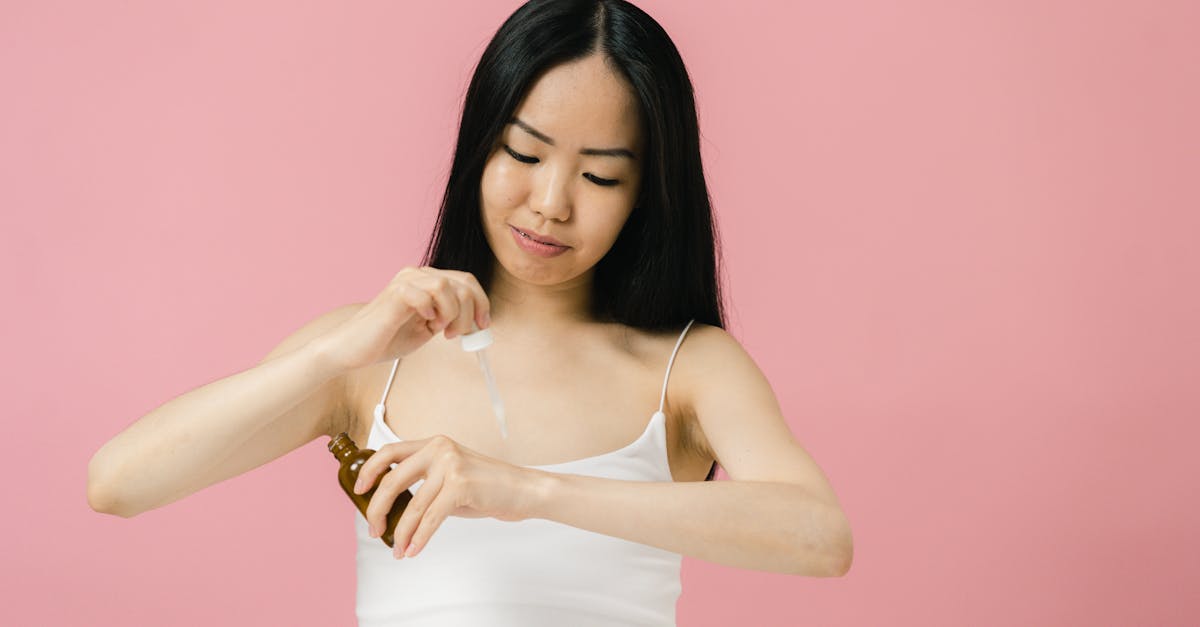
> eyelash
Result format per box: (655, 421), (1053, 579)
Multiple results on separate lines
(502, 145), (620, 187)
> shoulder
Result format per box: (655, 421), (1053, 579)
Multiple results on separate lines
(643, 321), (743, 395)
(629, 321), (747, 462)
(670, 322), (771, 464)
(671, 322), (751, 399)
(672, 323), (837, 493)
(682, 320), (732, 347)
(609, 320), (724, 376)
(676, 321), (748, 380)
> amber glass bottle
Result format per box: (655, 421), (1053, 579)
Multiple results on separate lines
(328, 432), (413, 548)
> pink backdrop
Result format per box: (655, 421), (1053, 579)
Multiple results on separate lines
(4, 1), (1197, 624)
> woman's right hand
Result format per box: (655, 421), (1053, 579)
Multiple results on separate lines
(315, 266), (491, 372)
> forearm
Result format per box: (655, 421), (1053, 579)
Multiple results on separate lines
(523, 472), (853, 577)
(88, 340), (340, 516)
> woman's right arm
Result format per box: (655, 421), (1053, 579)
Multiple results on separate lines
(88, 266), (493, 518)
(86, 303), (365, 518)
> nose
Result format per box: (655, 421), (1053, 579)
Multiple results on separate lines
(529, 163), (572, 222)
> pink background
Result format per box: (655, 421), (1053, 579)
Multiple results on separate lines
(3, 1), (1197, 625)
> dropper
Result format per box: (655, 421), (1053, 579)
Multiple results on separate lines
(460, 324), (507, 439)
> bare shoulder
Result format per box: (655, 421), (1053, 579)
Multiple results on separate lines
(616, 321), (734, 464)
(675, 321), (745, 378)
(673, 322), (844, 505)
(668, 322), (744, 460)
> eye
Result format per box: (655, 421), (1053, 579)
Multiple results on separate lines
(503, 144), (620, 187)
(584, 173), (619, 187)
(502, 145), (538, 164)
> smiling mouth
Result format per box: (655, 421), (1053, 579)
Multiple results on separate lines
(512, 226), (568, 248)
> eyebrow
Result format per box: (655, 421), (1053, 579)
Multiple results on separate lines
(509, 117), (637, 161)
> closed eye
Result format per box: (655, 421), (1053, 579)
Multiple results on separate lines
(502, 145), (621, 187)
(503, 144), (538, 165)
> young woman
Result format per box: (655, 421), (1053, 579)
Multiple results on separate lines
(88, 1), (853, 624)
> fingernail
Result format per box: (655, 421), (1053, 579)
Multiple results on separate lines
(482, 312), (491, 327)
(354, 480), (363, 494)
(394, 545), (404, 559)
(405, 543), (417, 558)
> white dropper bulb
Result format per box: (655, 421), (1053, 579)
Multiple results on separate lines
(460, 324), (508, 439)
(459, 325), (493, 352)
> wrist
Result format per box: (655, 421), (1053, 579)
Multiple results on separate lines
(519, 467), (564, 521)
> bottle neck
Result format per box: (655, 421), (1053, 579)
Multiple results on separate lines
(327, 432), (358, 460)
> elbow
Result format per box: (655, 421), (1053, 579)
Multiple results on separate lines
(87, 453), (132, 518)
(805, 534), (852, 578)
(87, 478), (125, 517)
(829, 536), (853, 577)
(826, 522), (854, 577)
(88, 484), (123, 517)
(800, 512), (853, 578)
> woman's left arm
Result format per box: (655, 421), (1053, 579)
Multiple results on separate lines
(522, 324), (854, 577)
(361, 325), (853, 574)
(524, 472), (851, 577)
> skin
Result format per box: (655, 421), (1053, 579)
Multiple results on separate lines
(344, 51), (716, 537)
(479, 52), (645, 333)
(348, 52), (700, 473)
(344, 53), (853, 575)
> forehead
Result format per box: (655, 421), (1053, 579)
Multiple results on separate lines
(509, 56), (642, 148)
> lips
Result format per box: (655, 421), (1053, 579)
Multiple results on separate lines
(511, 225), (568, 248)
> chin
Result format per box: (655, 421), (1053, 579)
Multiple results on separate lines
(505, 258), (574, 284)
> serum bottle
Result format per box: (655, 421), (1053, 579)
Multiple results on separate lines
(328, 432), (413, 548)
(328, 323), (506, 549)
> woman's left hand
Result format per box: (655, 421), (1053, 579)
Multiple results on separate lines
(351, 435), (542, 558)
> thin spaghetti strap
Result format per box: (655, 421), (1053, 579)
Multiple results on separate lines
(658, 319), (696, 414)
(374, 358), (402, 421)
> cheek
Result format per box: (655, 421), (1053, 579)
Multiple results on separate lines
(579, 207), (634, 254)
(481, 157), (526, 212)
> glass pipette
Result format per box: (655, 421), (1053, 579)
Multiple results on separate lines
(460, 325), (507, 439)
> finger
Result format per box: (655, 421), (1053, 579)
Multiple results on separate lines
(353, 439), (427, 496)
(400, 481), (453, 559)
(395, 283), (437, 322)
(414, 269), (460, 334)
(443, 279), (475, 339)
(363, 441), (437, 538)
(392, 466), (445, 559)
(448, 270), (491, 330)
(423, 269), (479, 336)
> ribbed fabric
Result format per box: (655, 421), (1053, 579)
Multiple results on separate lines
(355, 320), (696, 626)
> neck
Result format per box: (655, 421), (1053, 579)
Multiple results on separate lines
(486, 261), (595, 335)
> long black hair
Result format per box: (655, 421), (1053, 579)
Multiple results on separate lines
(421, 0), (724, 481)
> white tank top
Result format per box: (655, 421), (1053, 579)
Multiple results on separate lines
(355, 319), (696, 626)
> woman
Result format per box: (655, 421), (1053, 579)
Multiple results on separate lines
(88, 0), (853, 624)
